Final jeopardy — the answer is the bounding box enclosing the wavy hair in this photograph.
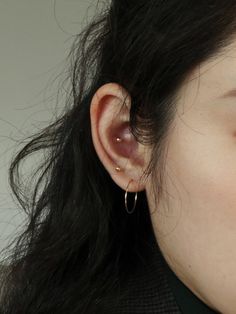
[0,1,236,313]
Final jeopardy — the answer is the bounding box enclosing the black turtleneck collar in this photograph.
[112,231,220,313]
[161,250,219,313]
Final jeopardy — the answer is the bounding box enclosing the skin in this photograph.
[90,39,236,314]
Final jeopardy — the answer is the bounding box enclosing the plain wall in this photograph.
[0,0,99,254]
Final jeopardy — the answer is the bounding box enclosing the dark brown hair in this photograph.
[1,1,236,313]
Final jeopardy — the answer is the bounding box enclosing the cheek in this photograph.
[165,121,236,230]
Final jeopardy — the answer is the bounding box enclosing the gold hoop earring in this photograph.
[125,179,138,214]
[114,136,137,214]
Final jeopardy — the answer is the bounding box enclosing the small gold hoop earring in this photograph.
[125,179,138,214]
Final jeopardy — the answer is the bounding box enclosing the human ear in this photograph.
[90,82,150,192]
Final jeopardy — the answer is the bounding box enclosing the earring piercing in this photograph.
[125,179,138,214]
[115,138,122,171]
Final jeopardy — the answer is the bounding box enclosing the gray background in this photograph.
[0,0,99,254]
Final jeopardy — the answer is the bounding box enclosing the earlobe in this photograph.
[90,83,148,192]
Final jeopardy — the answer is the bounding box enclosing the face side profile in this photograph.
[90,37,236,314]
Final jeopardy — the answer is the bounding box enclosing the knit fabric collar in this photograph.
[114,232,218,314]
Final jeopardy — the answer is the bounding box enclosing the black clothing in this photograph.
[115,235,218,313]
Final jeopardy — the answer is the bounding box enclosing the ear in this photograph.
[90,82,150,192]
